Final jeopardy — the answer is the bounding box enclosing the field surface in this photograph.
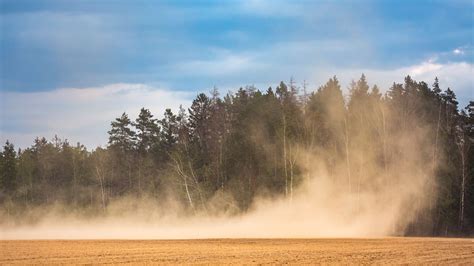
[1,238,473,264]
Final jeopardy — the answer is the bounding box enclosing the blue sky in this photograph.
[1,0,473,148]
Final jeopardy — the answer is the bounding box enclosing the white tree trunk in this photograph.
[283,115,288,197]
[95,166,106,212]
[170,155,195,211]
[289,144,297,203]
[183,173,194,211]
[344,117,352,193]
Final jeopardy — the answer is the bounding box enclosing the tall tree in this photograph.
[108,112,136,152]
[188,93,211,148]
[160,108,178,152]
[188,93,212,178]
[0,141,17,195]
[108,112,136,192]
[134,108,160,153]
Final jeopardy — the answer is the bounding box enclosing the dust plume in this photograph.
[0,78,439,240]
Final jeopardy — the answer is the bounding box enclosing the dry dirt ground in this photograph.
[1,238,473,264]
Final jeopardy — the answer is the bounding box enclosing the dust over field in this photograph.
[1,238,473,264]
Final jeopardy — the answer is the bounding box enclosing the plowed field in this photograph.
[1,238,473,264]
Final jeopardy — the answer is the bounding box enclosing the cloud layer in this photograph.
[2,1,472,92]
[1,1,472,149]
[0,84,191,149]
[1,57,471,150]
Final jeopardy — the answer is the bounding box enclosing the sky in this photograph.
[0,0,473,149]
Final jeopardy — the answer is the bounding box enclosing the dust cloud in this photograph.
[0,86,437,240]
[1,148,434,239]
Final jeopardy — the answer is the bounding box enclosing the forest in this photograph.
[0,74,473,236]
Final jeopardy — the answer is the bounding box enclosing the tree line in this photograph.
[1,75,473,236]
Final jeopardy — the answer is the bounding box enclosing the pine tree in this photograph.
[160,108,178,151]
[134,108,160,153]
[0,141,17,194]
[108,112,137,192]
[433,77,441,96]
[188,93,211,148]
[108,112,136,152]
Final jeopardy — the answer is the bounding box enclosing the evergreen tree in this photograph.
[108,112,137,192]
[0,141,17,194]
[433,77,441,96]
[160,108,178,151]
[134,108,160,153]
[108,112,136,152]
[188,93,211,150]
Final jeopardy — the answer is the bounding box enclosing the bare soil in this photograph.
[1,238,473,264]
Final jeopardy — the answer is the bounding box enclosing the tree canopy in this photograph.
[1,75,473,236]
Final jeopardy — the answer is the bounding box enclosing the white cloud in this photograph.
[372,60,472,99]
[0,84,192,149]
[175,51,472,109]
[1,58,471,151]
[309,59,473,107]
[407,61,443,76]
[453,48,464,55]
